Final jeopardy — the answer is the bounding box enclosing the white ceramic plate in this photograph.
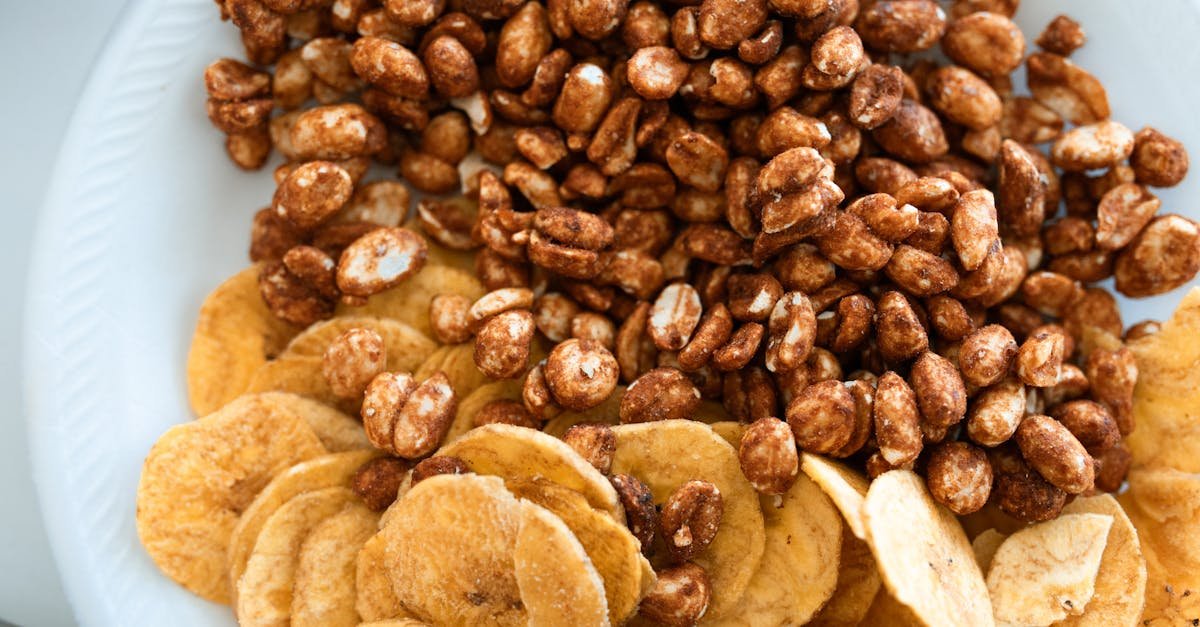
[24,0,1200,624]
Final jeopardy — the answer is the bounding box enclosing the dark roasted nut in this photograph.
[942,11,1025,77]
[854,0,946,53]
[337,227,429,297]
[874,371,922,466]
[1016,327,1066,388]
[711,322,765,371]
[610,473,658,557]
[926,441,992,515]
[639,562,712,626]
[473,399,538,429]
[620,367,702,424]
[874,290,929,363]
[1036,14,1086,56]
[660,480,724,562]
[926,294,975,341]
[259,261,335,326]
[1086,346,1137,436]
[1051,400,1118,456]
[545,338,620,411]
[764,291,817,372]
[562,423,617,474]
[966,377,1025,447]
[1026,52,1109,125]
[910,350,967,434]
[322,327,386,399]
[872,99,948,164]
[410,455,470,485]
[473,309,535,379]
[738,417,799,495]
[1015,414,1095,495]
[992,447,1067,523]
[1092,442,1132,494]
[958,324,1017,388]
[785,379,855,454]
[678,304,734,371]
[362,371,457,459]
[1130,126,1190,188]
[1114,214,1200,297]
[351,456,410,511]
[884,245,958,297]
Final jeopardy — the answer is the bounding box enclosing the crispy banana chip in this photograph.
[438,424,622,520]
[228,449,380,603]
[136,402,326,603]
[986,513,1112,626]
[1126,288,1200,471]
[971,529,1008,574]
[281,316,434,360]
[863,470,994,627]
[801,453,871,540]
[444,380,524,443]
[506,478,652,624]
[1119,467,1200,625]
[236,487,359,626]
[356,533,415,623]
[245,317,436,412]
[414,343,490,399]
[809,529,882,627]
[186,264,299,416]
[704,422,842,626]
[860,587,924,627]
[1057,495,1147,627]
[380,474,526,626]
[610,420,766,619]
[337,265,485,338]
[293,503,380,627]
[541,386,626,437]
[515,501,610,627]
[218,392,371,452]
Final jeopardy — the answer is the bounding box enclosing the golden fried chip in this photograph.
[506,478,651,624]
[218,392,371,452]
[1057,494,1147,627]
[860,587,924,627]
[444,380,524,443]
[438,424,622,519]
[707,420,743,447]
[281,316,434,360]
[228,449,380,602]
[1119,467,1200,625]
[338,265,485,338]
[414,343,489,397]
[514,501,610,626]
[292,502,380,627]
[610,420,766,619]
[380,474,526,626]
[541,386,626,437]
[986,513,1112,626]
[960,502,1027,541]
[971,529,1007,574]
[1126,288,1200,470]
[186,264,299,416]
[136,402,326,603]
[356,533,416,623]
[236,487,359,626]
[863,470,994,627]
[809,529,882,627]
[801,453,871,540]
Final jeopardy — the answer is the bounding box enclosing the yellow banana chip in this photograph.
[292,503,380,627]
[986,513,1112,626]
[355,533,415,623]
[236,487,359,626]
[863,470,994,627]
[809,529,882,627]
[228,449,380,603]
[506,478,652,625]
[337,265,485,338]
[860,587,924,626]
[1126,288,1200,471]
[414,343,490,398]
[136,401,326,603]
[1057,494,1147,627]
[971,529,1008,574]
[380,474,526,626]
[444,380,525,443]
[186,264,299,416]
[218,392,371,452]
[438,424,622,520]
[1119,467,1200,625]
[514,501,610,627]
[801,453,871,541]
[541,386,626,438]
[610,420,766,619]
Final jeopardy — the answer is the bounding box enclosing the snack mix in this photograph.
[138,0,1200,624]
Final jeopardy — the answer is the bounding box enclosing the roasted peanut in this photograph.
[966,378,1025,447]
[926,441,992,515]
[785,379,855,454]
[473,309,535,379]
[322,327,386,399]
[738,417,799,495]
[873,371,922,466]
[1015,414,1094,494]
[562,423,617,474]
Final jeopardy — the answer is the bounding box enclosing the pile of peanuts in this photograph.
[204,0,1196,524]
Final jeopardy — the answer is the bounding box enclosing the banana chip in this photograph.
[541,386,626,438]
[218,392,371,452]
[186,264,299,416]
[506,478,652,625]
[971,529,1007,574]
[136,401,326,603]
[809,529,882,627]
[1120,467,1200,625]
[355,533,415,623]
[860,587,924,626]
[1126,288,1200,471]
[236,487,359,626]
[228,450,380,603]
[444,380,525,443]
[380,474,526,626]
[337,265,485,338]
[438,424,622,519]
[1057,494,1147,627]
[514,501,610,627]
[863,470,994,627]
[610,420,766,619]
[801,453,871,540]
[986,513,1112,626]
[293,503,380,627]
[414,343,491,400]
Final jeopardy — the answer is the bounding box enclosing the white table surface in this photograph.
[3,2,128,625]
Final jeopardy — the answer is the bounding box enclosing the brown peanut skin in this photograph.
[738,417,800,495]
[926,441,992,515]
[785,379,856,454]
[620,368,702,424]
[1015,414,1095,495]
